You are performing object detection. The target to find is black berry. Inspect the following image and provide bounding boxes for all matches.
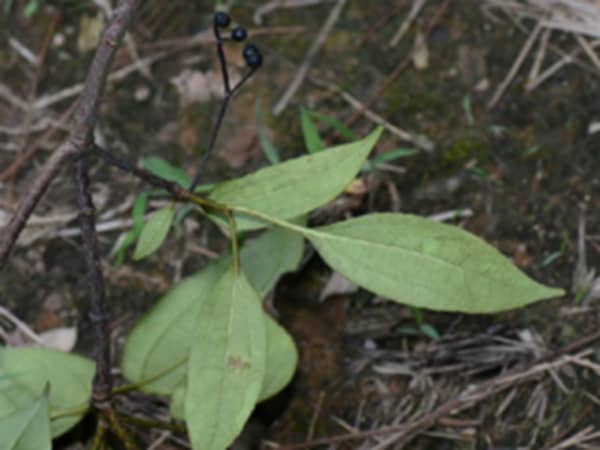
[231,26,247,42]
[244,47,263,69]
[214,11,231,28]
[243,43,259,59]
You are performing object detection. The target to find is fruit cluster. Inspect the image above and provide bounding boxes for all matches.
[214,11,262,69]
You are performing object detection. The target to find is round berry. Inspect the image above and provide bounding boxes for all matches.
[214,11,231,28]
[231,26,247,42]
[244,48,263,69]
[243,43,259,59]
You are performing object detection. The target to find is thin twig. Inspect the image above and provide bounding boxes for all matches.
[0,305,45,345]
[0,102,77,182]
[75,157,113,411]
[310,76,434,151]
[0,0,141,268]
[274,330,600,449]
[344,0,451,129]
[188,17,260,192]
[389,0,427,47]
[488,21,542,108]
[272,0,347,115]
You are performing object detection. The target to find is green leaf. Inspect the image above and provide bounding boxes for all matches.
[0,389,51,450]
[142,157,191,188]
[462,94,475,126]
[133,206,175,260]
[115,192,148,265]
[121,261,227,394]
[23,0,39,17]
[308,111,358,141]
[259,318,297,402]
[210,128,383,231]
[419,323,440,340]
[255,99,280,165]
[300,107,324,153]
[170,384,186,420]
[4,0,15,14]
[132,192,149,229]
[304,214,564,313]
[240,220,305,297]
[367,148,418,169]
[0,347,94,438]
[185,267,266,450]
[121,225,303,394]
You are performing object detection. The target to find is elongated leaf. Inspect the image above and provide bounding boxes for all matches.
[133,206,175,260]
[132,192,149,229]
[115,192,148,265]
[185,267,266,450]
[256,99,280,164]
[121,225,303,394]
[143,157,191,188]
[0,389,51,450]
[304,214,564,313]
[300,107,324,153]
[209,128,383,231]
[368,148,418,167]
[308,110,358,141]
[259,318,297,402]
[0,347,94,437]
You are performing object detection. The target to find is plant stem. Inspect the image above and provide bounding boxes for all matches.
[226,211,239,273]
[188,17,260,192]
[116,413,187,434]
[228,205,312,236]
[214,23,231,94]
[91,418,108,450]
[112,357,187,395]
[189,95,230,192]
[76,157,113,411]
[230,67,258,95]
[105,407,137,450]
[92,147,308,238]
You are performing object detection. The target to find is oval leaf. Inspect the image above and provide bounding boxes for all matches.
[0,390,51,450]
[209,128,383,231]
[0,347,94,438]
[170,314,297,415]
[121,261,226,394]
[121,225,303,394]
[185,267,266,450]
[305,214,564,313]
[240,220,305,297]
[259,318,298,402]
[133,206,175,260]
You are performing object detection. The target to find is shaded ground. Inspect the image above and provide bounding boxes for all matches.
[1,0,600,449]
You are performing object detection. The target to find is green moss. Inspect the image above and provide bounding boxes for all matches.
[434,136,489,174]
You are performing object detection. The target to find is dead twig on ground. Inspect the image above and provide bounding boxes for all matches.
[274,329,600,449]
[488,22,542,108]
[344,0,450,129]
[309,76,434,151]
[254,0,331,25]
[272,0,347,115]
[0,0,140,268]
[389,0,427,47]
